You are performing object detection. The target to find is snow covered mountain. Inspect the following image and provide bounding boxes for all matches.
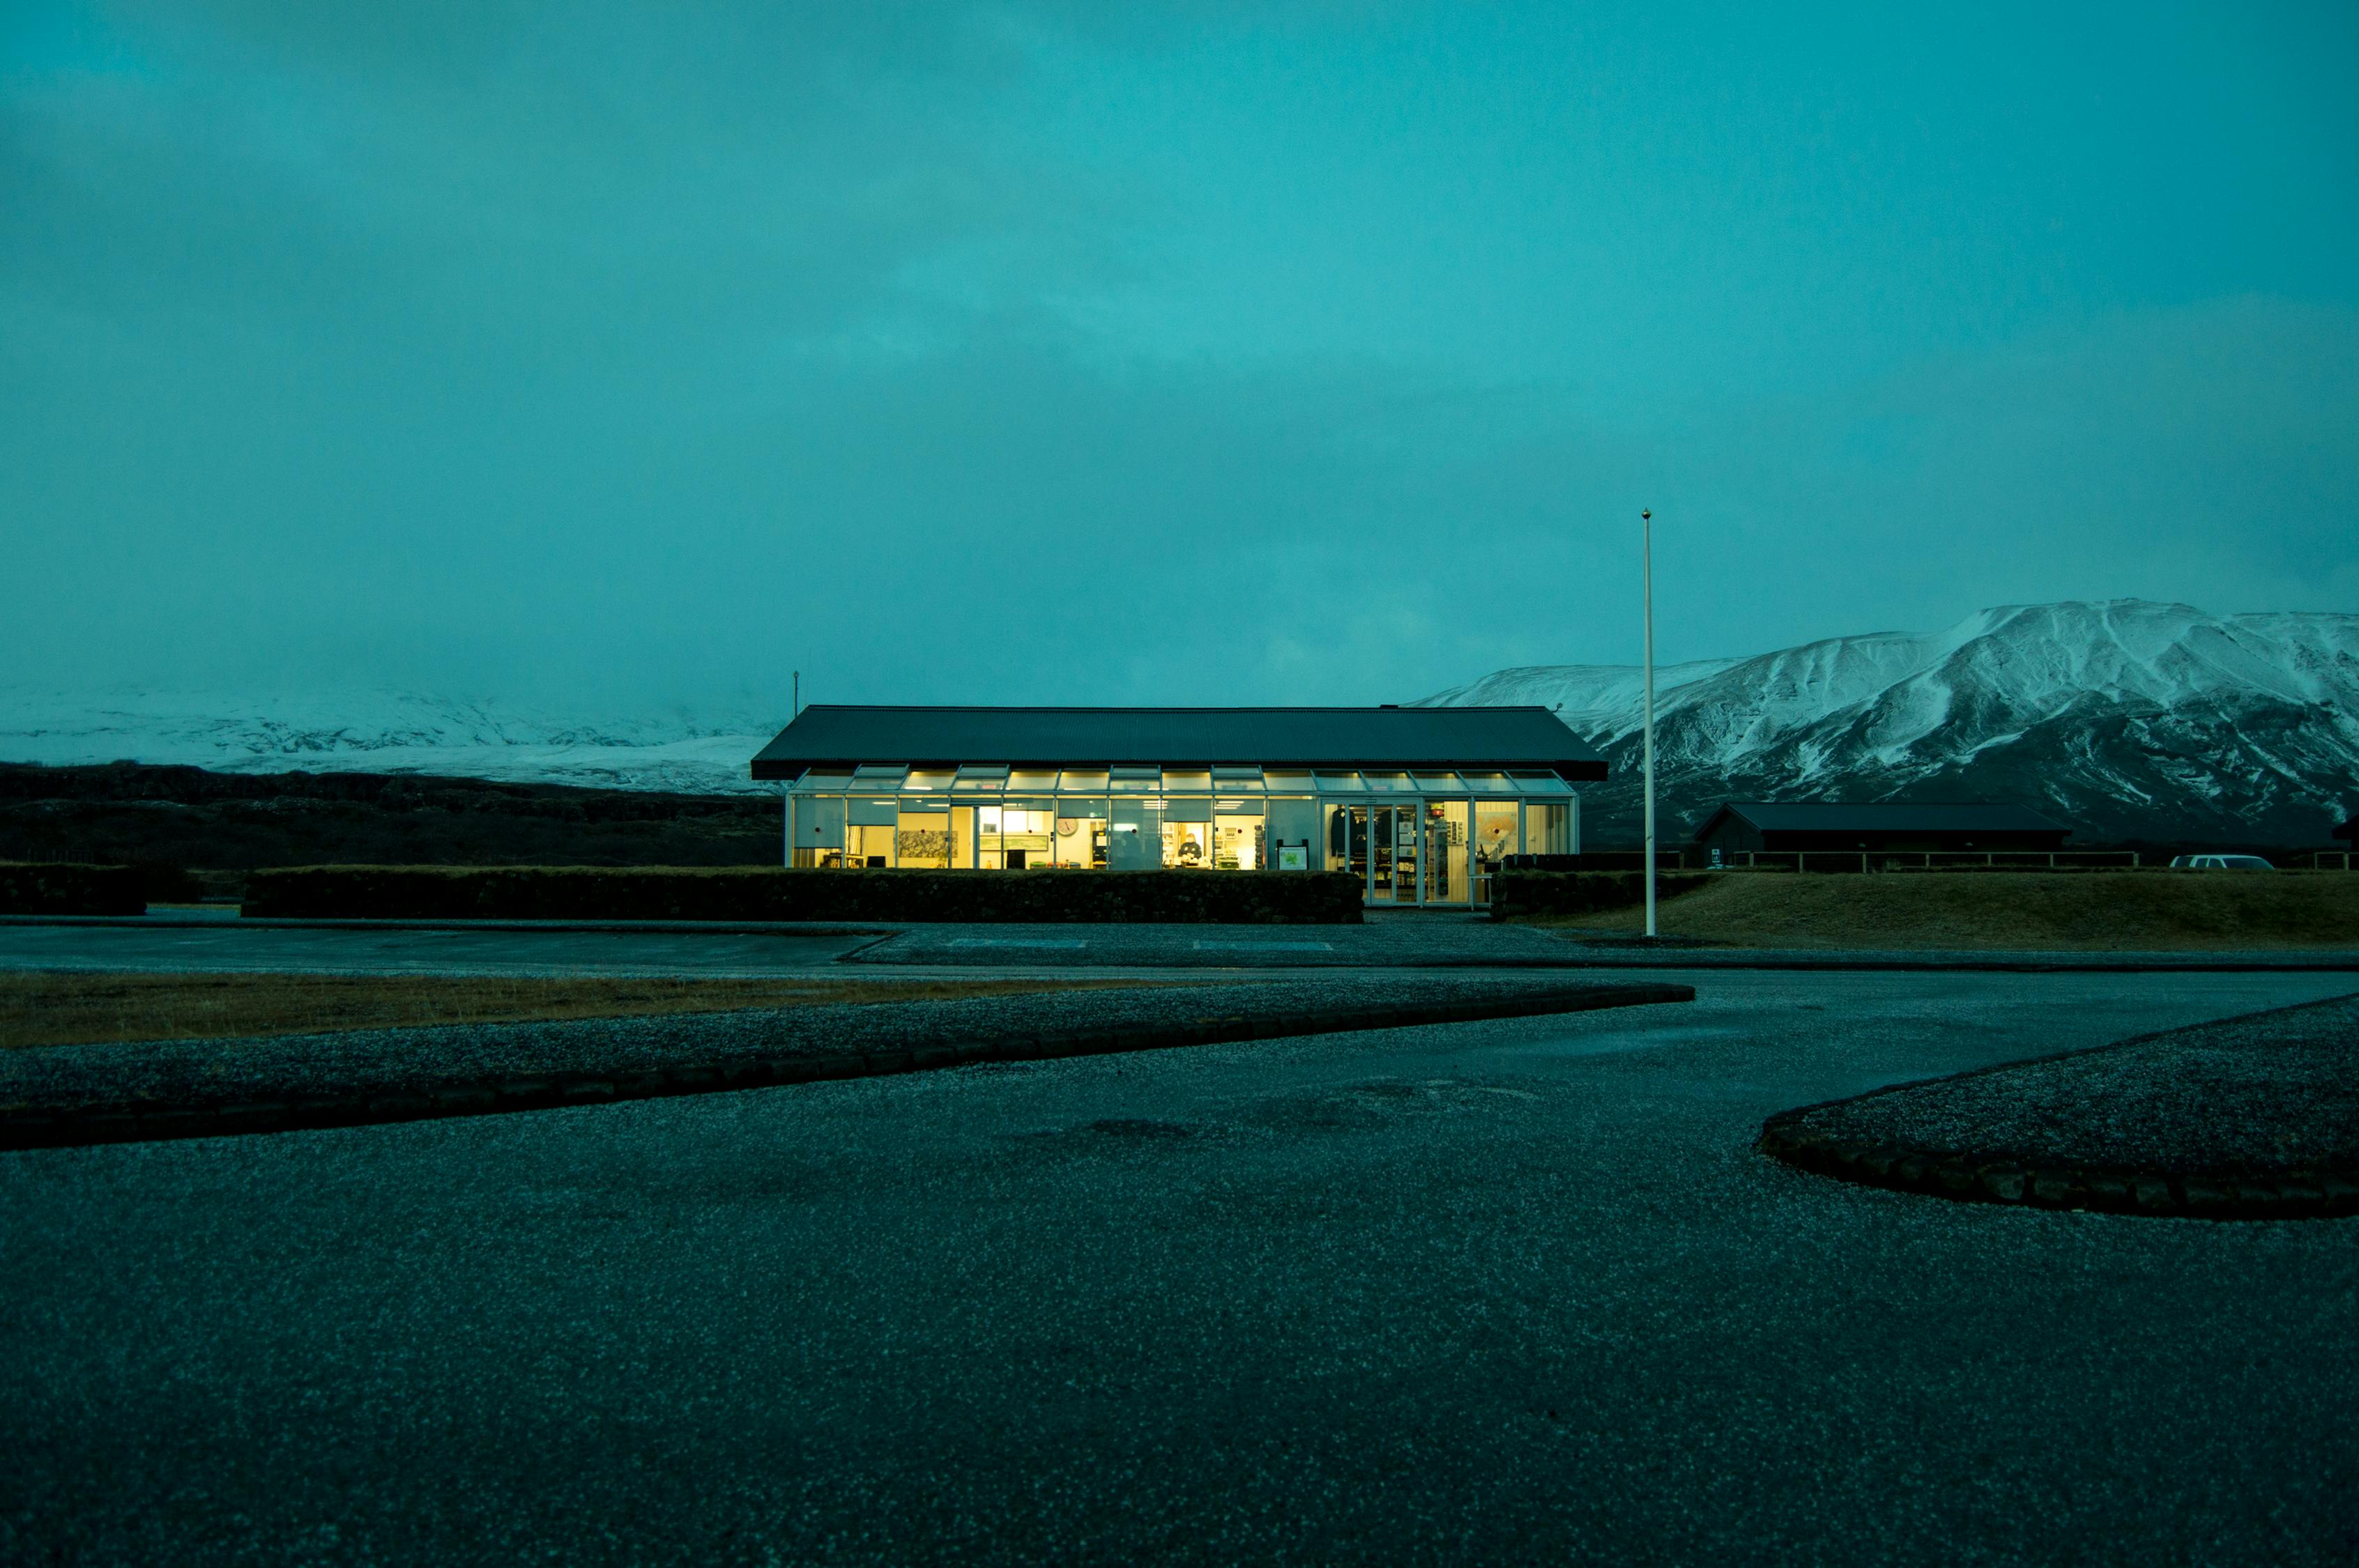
[1418,600,2359,845]
[7,599,2355,841]
[0,688,782,795]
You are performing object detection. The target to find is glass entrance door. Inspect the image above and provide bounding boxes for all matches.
[1424,801,1468,905]
[1352,806,1388,902]
[1345,805,1421,902]
[1387,805,1418,901]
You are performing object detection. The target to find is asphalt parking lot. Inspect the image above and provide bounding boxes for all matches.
[0,914,1581,978]
[7,913,2356,981]
[6,969,2356,1563]
[0,918,889,978]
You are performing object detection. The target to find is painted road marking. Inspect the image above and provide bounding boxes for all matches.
[1192,940,1335,951]
[946,938,1089,949]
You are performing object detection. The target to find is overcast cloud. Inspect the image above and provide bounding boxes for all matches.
[4,1,2354,711]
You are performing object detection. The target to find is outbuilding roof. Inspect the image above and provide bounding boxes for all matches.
[750,705,1605,781]
[1690,801,2072,840]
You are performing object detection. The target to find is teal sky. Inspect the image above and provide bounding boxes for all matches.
[5,2,2355,710]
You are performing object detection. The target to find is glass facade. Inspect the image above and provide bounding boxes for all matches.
[785,762,1580,904]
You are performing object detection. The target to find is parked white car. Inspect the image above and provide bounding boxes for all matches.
[2169,854,2275,870]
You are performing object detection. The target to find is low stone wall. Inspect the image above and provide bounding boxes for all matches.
[0,862,147,917]
[1488,869,1713,920]
[243,866,1368,924]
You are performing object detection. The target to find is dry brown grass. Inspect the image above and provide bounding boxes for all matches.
[1525,870,2359,951]
[0,972,1175,1050]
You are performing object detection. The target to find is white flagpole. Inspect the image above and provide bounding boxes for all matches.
[1642,508,1656,939]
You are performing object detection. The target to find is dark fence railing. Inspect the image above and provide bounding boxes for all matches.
[1713,850,2141,873]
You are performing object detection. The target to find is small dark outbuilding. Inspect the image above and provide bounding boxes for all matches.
[1691,801,2072,860]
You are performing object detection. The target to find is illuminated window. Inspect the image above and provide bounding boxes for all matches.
[1215,805,1265,870]
[980,802,1057,869]
[896,806,951,866]
[1525,801,1573,852]
[1474,801,1520,866]
[1053,799,1109,868]
[1162,819,1212,868]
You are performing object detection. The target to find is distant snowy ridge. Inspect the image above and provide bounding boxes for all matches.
[1419,599,2359,843]
[0,688,784,794]
[8,599,2357,837]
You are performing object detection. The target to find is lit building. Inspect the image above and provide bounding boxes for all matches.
[750,705,1605,907]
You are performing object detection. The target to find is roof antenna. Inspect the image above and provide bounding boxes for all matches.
[793,670,801,719]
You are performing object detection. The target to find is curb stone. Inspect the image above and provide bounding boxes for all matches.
[0,983,1692,1152]
[1758,1121,2359,1222]
[1758,992,2359,1222]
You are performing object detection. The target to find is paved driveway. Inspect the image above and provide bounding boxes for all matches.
[5,971,2356,1563]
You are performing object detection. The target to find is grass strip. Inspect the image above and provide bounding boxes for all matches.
[1521,870,2359,951]
[1,972,1170,1050]
[0,979,1693,1150]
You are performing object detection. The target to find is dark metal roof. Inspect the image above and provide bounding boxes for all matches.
[751,706,1605,781]
[1691,801,2072,840]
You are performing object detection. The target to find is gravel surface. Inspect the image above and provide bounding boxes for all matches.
[1772,991,2359,1180]
[0,974,1659,1116]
